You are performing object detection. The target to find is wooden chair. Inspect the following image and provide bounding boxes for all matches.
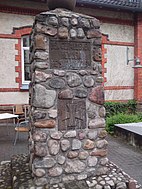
[14,104,25,117]
[13,105,30,145]
[13,118,29,145]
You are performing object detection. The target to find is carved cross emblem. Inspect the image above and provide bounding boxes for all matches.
[58,99,86,131]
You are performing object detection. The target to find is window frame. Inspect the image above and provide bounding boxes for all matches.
[21,35,30,85]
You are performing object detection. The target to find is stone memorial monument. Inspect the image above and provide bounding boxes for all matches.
[29,0,108,187]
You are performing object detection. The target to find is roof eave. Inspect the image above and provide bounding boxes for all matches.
[76,0,142,13]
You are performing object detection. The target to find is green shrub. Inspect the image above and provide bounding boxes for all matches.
[106,113,142,134]
[104,100,137,117]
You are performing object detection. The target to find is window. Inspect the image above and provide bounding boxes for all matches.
[21,35,30,85]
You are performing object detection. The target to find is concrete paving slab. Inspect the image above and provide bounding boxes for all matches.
[0,124,28,162]
[107,134,142,186]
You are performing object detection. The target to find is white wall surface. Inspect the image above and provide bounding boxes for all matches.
[0,0,48,11]
[0,12,34,34]
[0,92,29,105]
[104,45,134,87]
[76,7,134,20]
[105,89,134,101]
[0,38,19,88]
[101,23,134,42]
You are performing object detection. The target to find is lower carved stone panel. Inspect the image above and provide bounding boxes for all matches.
[58,99,86,131]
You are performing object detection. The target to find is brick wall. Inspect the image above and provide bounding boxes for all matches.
[134,13,142,102]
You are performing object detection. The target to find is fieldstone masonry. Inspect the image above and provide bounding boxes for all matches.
[29,8,107,187]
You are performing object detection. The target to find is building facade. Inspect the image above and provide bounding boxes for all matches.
[0,0,142,108]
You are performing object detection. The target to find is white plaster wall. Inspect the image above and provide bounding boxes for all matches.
[0,0,48,11]
[104,45,134,87]
[0,92,29,105]
[101,23,134,42]
[76,7,134,43]
[76,7,134,20]
[0,38,19,88]
[105,89,134,101]
[0,12,34,34]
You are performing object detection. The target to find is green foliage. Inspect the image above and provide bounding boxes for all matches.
[106,113,142,134]
[104,100,137,117]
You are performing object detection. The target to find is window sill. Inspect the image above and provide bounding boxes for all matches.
[20,84,29,91]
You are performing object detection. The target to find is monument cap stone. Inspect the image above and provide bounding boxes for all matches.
[47,0,76,10]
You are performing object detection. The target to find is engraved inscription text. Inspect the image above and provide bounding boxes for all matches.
[49,40,91,70]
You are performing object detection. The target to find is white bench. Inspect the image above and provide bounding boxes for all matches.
[115,122,142,136]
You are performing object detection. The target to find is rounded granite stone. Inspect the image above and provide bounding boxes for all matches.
[48,16,58,26]
[49,78,66,89]
[78,151,89,160]
[33,84,56,108]
[58,27,69,39]
[71,18,78,26]
[83,139,95,150]
[48,166,63,177]
[34,144,47,157]
[66,73,82,87]
[70,28,77,38]
[96,139,108,149]
[34,119,56,128]
[58,89,74,99]
[57,155,66,165]
[72,139,82,150]
[64,160,86,173]
[32,130,48,142]
[83,76,95,87]
[50,131,62,140]
[61,17,69,27]
[48,140,60,155]
[60,139,70,152]
[87,156,98,167]
[34,168,46,177]
[35,157,56,168]
[74,87,88,98]
[67,151,78,159]
[77,28,85,38]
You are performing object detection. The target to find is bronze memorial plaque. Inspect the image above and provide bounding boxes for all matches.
[49,39,91,70]
[58,99,86,131]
